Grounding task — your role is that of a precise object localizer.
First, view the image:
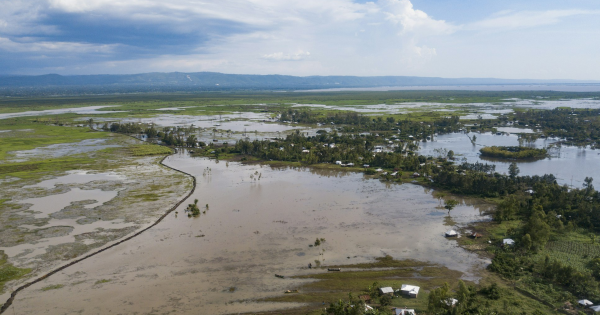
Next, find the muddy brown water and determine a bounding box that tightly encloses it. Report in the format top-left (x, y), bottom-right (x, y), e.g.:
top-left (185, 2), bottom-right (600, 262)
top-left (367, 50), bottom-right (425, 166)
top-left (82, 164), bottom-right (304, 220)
top-left (6, 152), bottom-right (490, 314)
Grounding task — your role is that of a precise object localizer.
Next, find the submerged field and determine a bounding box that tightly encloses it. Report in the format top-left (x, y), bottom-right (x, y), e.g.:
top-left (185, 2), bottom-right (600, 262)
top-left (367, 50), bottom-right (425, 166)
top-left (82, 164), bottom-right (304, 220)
top-left (0, 118), bottom-right (192, 300)
top-left (1, 91), bottom-right (600, 314)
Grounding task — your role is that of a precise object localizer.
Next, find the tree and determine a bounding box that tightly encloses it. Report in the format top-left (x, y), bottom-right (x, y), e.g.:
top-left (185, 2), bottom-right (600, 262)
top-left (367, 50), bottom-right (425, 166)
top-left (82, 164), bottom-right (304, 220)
top-left (584, 177), bottom-right (594, 192)
top-left (427, 282), bottom-right (451, 314)
top-left (525, 205), bottom-right (550, 250)
top-left (508, 162), bottom-right (520, 179)
top-left (186, 135), bottom-right (198, 148)
top-left (444, 200), bottom-right (459, 214)
top-left (521, 234), bottom-right (532, 251)
top-left (447, 150), bottom-right (454, 160)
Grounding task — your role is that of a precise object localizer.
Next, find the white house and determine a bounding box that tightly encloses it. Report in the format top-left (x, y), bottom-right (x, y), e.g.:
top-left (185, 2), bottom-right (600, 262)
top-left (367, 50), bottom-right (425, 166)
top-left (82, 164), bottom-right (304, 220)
top-left (379, 287), bottom-right (394, 296)
top-left (445, 230), bottom-right (458, 237)
top-left (400, 284), bottom-right (420, 298)
top-left (335, 161), bottom-right (342, 165)
top-left (394, 308), bottom-right (416, 315)
top-left (302, 149), bottom-right (310, 153)
top-left (590, 305), bottom-right (600, 312)
top-left (579, 299), bottom-right (594, 307)
top-left (503, 238), bottom-right (515, 246)
top-left (444, 298), bottom-right (458, 307)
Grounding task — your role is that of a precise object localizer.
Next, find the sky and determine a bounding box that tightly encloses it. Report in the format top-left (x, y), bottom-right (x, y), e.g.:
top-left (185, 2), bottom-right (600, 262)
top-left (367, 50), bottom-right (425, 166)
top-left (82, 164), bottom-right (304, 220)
top-left (1, 0), bottom-right (599, 79)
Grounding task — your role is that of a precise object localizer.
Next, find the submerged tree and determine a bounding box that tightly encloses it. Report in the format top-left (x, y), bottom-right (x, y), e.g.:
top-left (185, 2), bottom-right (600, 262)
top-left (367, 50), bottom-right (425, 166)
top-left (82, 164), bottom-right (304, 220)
top-left (185, 199), bottom-right (201, 217)
top-left (444, 200), bottom-right (459, 214)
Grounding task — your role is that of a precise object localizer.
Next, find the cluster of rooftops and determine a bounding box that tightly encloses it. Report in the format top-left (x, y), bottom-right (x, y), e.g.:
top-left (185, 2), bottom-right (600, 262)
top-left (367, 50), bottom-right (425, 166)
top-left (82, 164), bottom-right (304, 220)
top-left (579, 299), bottom-right (600, 312)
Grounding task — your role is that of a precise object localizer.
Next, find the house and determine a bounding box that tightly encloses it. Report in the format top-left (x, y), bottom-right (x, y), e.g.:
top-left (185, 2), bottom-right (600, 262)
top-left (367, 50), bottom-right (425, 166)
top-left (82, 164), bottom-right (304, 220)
top-left (400, 284), bottom-right (420, 298)
top-left (412, 172), bottom-right (420, 178)
top-left (376, 168), bottom-right (383, 172)
top-left (363, 164), bottom-right (370, 168)
top-left (443, 298), bottom-right (458, 307)
top-left (503, 239), bottom-right (515, 246)
top-left (335, 161), bottom-right (342, 165)
top-left (590, 305), bottom-right (600, 312)
top-left (445, 230), bottom-right (458, 237)
top-left (579, 299), bottom-right (594, 307)
top-left (379, 287), bottom-right (394, 296)
top-left (347, 163), bottom-right (354, 167)
top-left (471, 232), bottom-right (482, 239)
top-left (394, 308), bottom-right (416, 315)
top-left (302, 149), bottom-right (310, 153)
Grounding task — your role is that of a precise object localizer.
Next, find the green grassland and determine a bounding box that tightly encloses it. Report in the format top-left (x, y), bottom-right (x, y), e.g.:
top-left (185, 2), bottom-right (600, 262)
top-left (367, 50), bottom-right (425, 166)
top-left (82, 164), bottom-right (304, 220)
top-left (260, 256), bottom-right (555, 315)
top-left (2, 90), bottom-right (599, 115)
top-left (0, 118), bottom-right (107, 160)
top-left (129, 144), bottom-right (173, 156)
top-left (0, 251), bottom-right (31, 294)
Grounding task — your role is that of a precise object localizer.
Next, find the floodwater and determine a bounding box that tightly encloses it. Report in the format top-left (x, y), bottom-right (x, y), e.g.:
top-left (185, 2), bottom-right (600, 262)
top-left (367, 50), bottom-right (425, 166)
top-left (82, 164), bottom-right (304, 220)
top-left (299, 84), bottom-right (600, 92)
top-left (6, 139), bottom-right (121, 163)
top-left (1, 172), bottom-right (131, 265)
top-left (7, 153), bottom-right (491, 314)
top-left (0, 106), bottom-right (125, 120)
top-left (419, 132), bottom-right (600, 187)
top-left (25, 170), bottom-right (125, 189)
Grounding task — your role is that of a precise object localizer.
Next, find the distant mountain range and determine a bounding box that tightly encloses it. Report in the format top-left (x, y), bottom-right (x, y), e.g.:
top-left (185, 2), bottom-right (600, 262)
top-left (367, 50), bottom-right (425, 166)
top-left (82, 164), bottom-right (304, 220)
top-left (0, 72), bottom-right (598, 90)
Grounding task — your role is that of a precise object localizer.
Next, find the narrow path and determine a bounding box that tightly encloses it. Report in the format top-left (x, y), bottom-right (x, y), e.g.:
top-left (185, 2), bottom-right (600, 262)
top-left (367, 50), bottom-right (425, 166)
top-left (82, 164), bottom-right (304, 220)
top-left (0, 151), bottom-right (196, 314)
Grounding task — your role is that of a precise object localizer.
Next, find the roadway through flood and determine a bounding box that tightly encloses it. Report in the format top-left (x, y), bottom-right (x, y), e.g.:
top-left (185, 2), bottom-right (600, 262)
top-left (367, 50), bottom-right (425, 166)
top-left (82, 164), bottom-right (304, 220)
top-left (8, 151), bottom-right (491, 314)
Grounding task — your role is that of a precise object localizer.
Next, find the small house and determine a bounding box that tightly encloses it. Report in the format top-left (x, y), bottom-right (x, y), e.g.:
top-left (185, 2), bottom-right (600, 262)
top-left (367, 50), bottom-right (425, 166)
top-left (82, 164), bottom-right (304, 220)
top-left (503, 239), bottom-right (515, 246)
top-left (412, 172), bottom-right (420, 178)
top-left (302, 149), bottom-right (310, 153)
top-left (394, 308), bottom-right (416, 315)
top-left (443, 298), bottom-right (458, 307)
top-left (347, 163), bottom-right (354, 167)
top-left (445, 230), bottom-right (458, 237)
top-left (579, 299), bottom-right (593, 307)
top-left (363, 164), bottom-right (370, 168)
top-left (590, 305), bottom-right (600, 312)
top-left (400, 284), bottom-right (420, 298)
top-left (335, 161), bottom-right (342, 165)
top-left (379, 287), bottom-right (394, 296)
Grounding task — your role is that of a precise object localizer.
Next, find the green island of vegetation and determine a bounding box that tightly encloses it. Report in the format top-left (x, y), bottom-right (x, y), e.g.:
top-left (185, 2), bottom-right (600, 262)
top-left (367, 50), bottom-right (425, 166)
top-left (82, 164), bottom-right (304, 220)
top-left (479, 146), bottom-right (548, 160)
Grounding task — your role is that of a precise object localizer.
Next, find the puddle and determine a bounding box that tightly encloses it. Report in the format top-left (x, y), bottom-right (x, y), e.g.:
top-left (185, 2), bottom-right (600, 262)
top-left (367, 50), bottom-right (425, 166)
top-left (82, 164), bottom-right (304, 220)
top-left (8, 154), bottom-right (490, 314)
top-left (6, 139), bottom-right (121, 163)
top-left (496, 127), bottom-right (536, 134)
top-left (0, 106), bottom-right (126, 120)
top-left (419, 132), bottom-right (600, 187)
top-left (18, 188), bottom-right (119, 219)
top-left (26, 171), bottom-right (126, 189)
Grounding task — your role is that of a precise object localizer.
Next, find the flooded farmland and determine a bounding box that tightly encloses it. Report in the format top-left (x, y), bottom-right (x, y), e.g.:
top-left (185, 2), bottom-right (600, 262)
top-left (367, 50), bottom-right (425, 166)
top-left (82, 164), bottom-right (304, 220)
top-left (7, 152), bottom-right (491, 314)
top-left (419, 132), bottom-right (600, 187)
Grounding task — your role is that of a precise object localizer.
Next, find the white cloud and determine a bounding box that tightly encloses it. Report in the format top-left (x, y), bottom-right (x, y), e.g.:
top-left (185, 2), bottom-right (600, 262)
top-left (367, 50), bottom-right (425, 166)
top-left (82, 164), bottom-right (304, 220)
top-left (380, 0), bottom-right (455, 35)
top-left (468, 9), bottom-right (600, 31)
top-left (0, 36), bottom-right (117, 53)
top-left (262, 50), bottom-right (310, 61)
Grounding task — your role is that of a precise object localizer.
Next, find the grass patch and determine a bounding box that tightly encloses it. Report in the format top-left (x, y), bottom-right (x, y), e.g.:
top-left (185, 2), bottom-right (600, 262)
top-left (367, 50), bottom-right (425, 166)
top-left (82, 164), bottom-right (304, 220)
top-left (0, 120), bottom-right (107, 161)
top-left (129, 144), bottom-right (173, 156)
top-left (0, 251), bottom-right (32, 293)
top-left (94, 279), bottom-right (111, 285)
top-left (261, 255), bottom-right (556, 314)
top-left (41, 284), bottom-right (65, 291)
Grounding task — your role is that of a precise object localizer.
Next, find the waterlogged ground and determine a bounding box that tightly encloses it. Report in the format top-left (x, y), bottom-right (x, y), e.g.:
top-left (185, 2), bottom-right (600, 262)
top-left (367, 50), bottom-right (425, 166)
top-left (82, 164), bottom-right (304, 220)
top-left (8, 153), bottom-right (491, 314)
top-left (419, 132), bottom-right (600, 187)
top-left (0, 134), bottom-right (192, 300)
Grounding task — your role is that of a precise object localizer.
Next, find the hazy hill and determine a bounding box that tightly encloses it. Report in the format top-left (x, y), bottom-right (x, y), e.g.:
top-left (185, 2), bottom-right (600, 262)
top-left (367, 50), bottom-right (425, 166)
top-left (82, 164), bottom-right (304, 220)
top-left (0, 72), bottom-right (594, 89)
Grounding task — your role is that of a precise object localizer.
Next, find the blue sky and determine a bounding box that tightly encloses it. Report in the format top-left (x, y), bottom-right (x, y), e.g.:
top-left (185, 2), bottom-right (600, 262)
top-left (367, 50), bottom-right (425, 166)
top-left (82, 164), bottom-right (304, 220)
top-left (1, 0), bottom-right (599, 79)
